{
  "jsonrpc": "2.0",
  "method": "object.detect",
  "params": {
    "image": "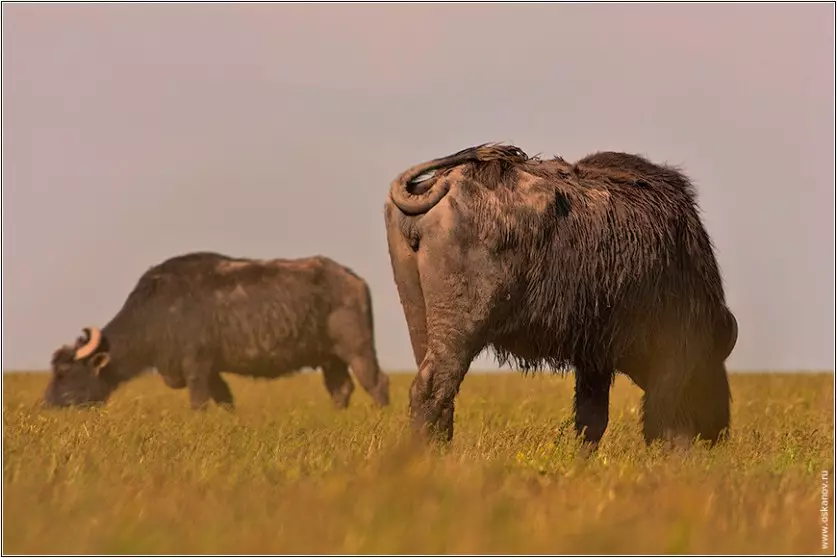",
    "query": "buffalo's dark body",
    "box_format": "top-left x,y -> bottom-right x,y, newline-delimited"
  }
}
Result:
45,252 -> 390,409
385,144 -> 737,447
